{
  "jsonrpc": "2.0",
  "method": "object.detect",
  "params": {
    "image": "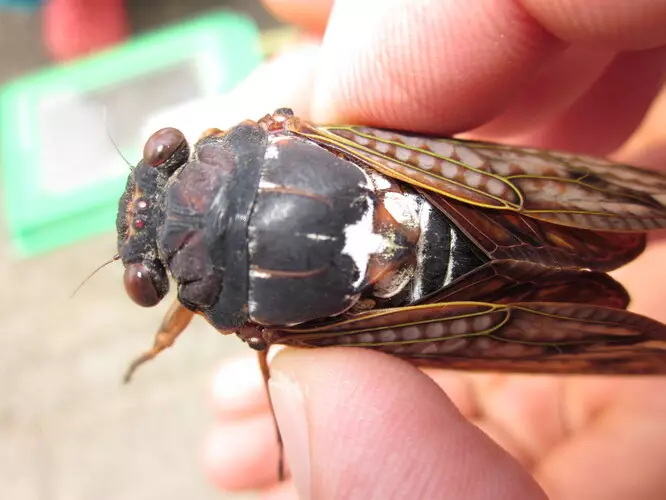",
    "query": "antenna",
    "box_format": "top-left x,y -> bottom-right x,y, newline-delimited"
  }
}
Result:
70,254 -> 121,299
102,106 -> 133,169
